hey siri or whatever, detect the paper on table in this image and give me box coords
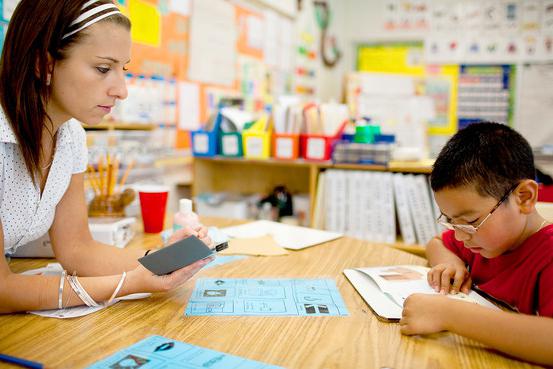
[219,235,289,256]
[222,220,342,250]
[185,278,349,316]
[22,263,150,319]
[85,335,285,369]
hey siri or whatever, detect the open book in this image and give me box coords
[344,265,498,321]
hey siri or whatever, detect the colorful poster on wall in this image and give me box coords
[129,0,161,47]
[188,0,237,86]
[356,43,458,136]
[357,42,425,75]
[384,0,429,31]
[236,5,264,59]
[457,65,515,129]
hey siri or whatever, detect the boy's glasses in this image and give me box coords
[436,183,518,235]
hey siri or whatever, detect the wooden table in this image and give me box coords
[0,218,543,369]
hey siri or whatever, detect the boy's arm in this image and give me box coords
[401,294,553,366]
[426,236,464,267]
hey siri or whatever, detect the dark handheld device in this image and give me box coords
[138,235,220,275]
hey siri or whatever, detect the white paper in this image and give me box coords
[169,0,191,16]
[192,133,209,153]
[307,138,326,160]
[543,0,553,35]
[278,16,295,72]
[222,220,342,250]
[246,15,264,51]
[178,81,200,130]
[263,10,280,68]
[2,0,20,21]
[222,135,239,156]
[276,137,293,159]
[516,64,553,147]
[188,0,236,86]
[245,137,264,157]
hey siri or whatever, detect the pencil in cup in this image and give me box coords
[87,155,133,196]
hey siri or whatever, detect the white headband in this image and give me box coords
[62,1,122,39]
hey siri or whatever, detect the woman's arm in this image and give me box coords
[1,216,212,313]
[401,294,553,366]
[0,172,214,314]
[50,173,212,275]
[49,172,144,275]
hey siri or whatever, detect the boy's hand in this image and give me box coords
[428,262,471,295]
[400,294,451,335]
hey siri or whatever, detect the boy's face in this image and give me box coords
[434,184,527,258]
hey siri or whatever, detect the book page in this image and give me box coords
[355,265,485,308]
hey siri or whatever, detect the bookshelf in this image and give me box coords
[82,122,158,131]
[192,156,432,255]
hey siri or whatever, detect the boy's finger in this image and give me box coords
[450,269,465,294]
[440,268,454,294]
[430,269,442,292]
[460,276,472,294]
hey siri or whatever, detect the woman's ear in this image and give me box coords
[46,52,54,86]
[35,52,54,85]
[514,180,539,214]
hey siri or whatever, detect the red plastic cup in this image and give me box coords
[138,185,169,233]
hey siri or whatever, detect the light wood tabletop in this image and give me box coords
[0,217,543,369]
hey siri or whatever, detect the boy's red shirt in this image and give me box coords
[442,225,553,316]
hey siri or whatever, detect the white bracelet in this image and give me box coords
[58,270,67,309]
[107,272,127,304]
[67,274,100,307]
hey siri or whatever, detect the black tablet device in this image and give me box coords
[138,235,215,275]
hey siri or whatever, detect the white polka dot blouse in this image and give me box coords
[0,108,88,255]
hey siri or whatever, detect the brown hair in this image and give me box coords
[0,0,130,182]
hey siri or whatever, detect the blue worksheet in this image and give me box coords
[85,335,284,369]
[202,255,248,270]
[185,278,349,316]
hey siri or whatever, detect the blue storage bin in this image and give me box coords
[190,113,222,157]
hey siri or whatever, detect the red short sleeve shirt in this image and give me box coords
[442,225,553,317]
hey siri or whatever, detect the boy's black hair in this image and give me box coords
[430,122,536,200]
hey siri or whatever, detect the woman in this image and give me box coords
[0,0,211,313]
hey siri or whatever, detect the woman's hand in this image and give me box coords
[427,262,471,294]
[128,256,214,293]
[400,293,452,335]
[168,226,213,248]
[126,225,215,294]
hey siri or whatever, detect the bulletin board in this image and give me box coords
[356,42,458,136]
[118,0,293,148]
[0,0,296,149]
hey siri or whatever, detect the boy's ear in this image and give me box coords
[514,180,538,214]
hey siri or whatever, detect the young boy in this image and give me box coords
[399,122,553,366]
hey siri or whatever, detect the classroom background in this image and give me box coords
[1,0,553,250]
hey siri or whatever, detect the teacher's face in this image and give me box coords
[47,21,131,126]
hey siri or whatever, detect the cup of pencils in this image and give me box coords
[87,155,135,218]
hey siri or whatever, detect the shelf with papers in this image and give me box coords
[192,157,436,253]
[193,156,433,173]
[82,121,157,131]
